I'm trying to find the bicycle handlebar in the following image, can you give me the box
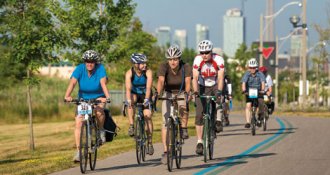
[64,98,111,104]
[158,97,185,101]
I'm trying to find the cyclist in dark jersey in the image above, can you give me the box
[157,45,192,164]
[125,53,154,155]
[222,74,232,126]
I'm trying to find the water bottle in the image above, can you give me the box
[229,100,233,110]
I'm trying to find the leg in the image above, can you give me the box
[127,94,137,136]
[178,93,189,139]
[245,102,252,128]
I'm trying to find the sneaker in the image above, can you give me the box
[161,152,167,165]
[245,123,251,128]
[224,117,230,126]
[196,143,203,155]
[128,125,134,137]
[100,129,106,143]
[73,151,80,162]
[147,143,154,155]
[181,128,189,139]
[215,121,223,133]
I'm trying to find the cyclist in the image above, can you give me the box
[241,58,265,128]
[222,74,232,126]
[192,40,225,155]
[259,66,274,114]
[125,53,154,155]
[64,50,111,162]
[156,45,192,164]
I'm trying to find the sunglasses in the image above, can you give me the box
[249,67,257,69]
[200,51,211,55]
[168,58,180,61]
[85,60,96,63]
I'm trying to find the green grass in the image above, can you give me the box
[0,113,197,175]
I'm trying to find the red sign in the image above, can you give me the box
[262,47,274,60]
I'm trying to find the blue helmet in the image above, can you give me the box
[131,53,147,64]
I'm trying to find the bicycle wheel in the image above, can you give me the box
[203,115,209,163]
[167,118,175,172]
[141,120,146,162]
[79,122,88,173]
[175,124,182,169]
[251,113,256,136]
[208,121,215,160]
[135,117,142,164]
[89,120,98,170]
[263,105,268,131]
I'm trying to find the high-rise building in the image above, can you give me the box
[223,8,245,58]
[173,30,188,50]
[196,24,209,50]
[156,26,171,47]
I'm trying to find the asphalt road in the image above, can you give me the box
[51,114,330,175]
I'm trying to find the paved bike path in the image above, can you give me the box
[51,114,330,175]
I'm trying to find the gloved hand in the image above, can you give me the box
[143,98,150,106]
[126,99,132,108]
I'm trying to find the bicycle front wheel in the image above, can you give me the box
[263,105,268,131]
[166,118,175,172]
[141,121,146,162]
[79,122,88,173]
[209,122,215,160]
[175,124,182,169]
[135,118,142,164]
[89,121,98,170]
[251,113,256,136]
[203,115,209,163]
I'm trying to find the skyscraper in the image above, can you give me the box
[196,24,209,50]
[223,8,245,58]
[156,26,171,47]
[173,30,188,50]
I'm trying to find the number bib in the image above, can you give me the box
[248,88,258,99]
[77,104,92,115]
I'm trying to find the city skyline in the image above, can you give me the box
[134,0,329,54]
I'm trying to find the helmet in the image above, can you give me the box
[165,45,182,59]
[259,66,268,73]
[248,58,258,68]
[82,50,100,62]
[198,40,213,52]
[131,53,147,64]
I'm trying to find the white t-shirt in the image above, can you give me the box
[193,54,225,87]
[265,74,273,92]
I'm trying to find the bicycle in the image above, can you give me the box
[262,95,271,131]
[65,98,111,174]
[123,102,151,165]
[220,94,231,127]
[158,95,185,172]
[244,89,264,136]
[198,94,217,163]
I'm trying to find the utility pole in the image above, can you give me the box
[275,35,279,107]
[259,14,264,66]
[266,0,274,41]
[301,0,307,107]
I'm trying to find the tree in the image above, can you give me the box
[0,0,66,150]
[51,0,137,63]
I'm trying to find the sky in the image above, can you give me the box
[133,0,330,54]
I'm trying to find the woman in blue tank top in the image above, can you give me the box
[125,53,154,155]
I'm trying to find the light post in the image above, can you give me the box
[289,0,307,107]
[259,1,302,66]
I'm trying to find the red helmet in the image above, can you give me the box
[259,66,268,73]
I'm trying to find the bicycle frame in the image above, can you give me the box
[199,95,217,163]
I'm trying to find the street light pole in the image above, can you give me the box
[301,0,307,107]
[275,35,279,107]
[260,14,264,66]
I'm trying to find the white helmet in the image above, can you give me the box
[248,58,258,67]
[82,50,100,62]
[165,45,182,59]
[198,40,213,52]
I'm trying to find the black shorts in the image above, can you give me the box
[132,93,151,110]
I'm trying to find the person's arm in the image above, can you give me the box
[145,69,153,99]
[64,78,78,101]
[100,77,110,99]
[157,76,165,95]
[217,69,224,91]
[185,64,192,94]
[192,69,199,94]
[125,69,132,105]
[242,82,246,92]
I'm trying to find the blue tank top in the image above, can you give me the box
[131,68,147,95]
